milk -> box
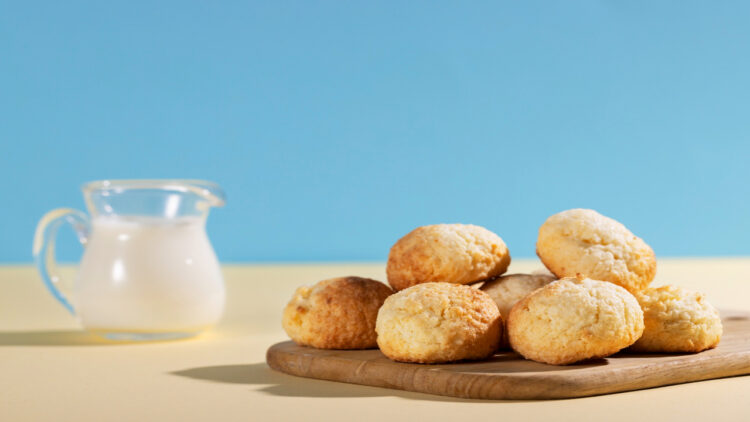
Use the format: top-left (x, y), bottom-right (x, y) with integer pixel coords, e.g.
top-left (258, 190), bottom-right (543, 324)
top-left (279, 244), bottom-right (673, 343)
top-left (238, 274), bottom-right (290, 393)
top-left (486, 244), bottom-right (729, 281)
top-left (75, 216), bottom-right (225, 335)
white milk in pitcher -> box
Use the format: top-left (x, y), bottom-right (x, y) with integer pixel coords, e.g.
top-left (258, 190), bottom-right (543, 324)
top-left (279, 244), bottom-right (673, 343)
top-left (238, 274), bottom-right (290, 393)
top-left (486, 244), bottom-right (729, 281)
top-left (74, 216), bottom-right (225, 335)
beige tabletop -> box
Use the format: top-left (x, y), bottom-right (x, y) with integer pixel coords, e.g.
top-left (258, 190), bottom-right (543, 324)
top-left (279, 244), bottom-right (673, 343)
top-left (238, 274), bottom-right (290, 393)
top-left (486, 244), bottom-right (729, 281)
top-left (1, 258), bottom-right (749, 421)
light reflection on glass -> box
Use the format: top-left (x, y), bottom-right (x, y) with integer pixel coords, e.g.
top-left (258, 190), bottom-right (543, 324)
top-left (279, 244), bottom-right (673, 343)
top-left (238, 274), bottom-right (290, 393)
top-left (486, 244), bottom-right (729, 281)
top-left (164, 194), bottom-right (181, 218)
top-left (112, 260), bottom-right (126, 284)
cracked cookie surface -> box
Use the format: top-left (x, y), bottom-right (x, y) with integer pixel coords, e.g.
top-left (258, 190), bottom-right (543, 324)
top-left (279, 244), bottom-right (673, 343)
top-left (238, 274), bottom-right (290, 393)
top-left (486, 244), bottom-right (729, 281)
top-left (481, 273), bottom-right (557, 320)
top-left (375, 282), bottom-right (502, 363)
top-left (387, 224), bottom-right (511, 291)
top-left (536, 209), bottom-right (656, 293)
top-left (507, 277), bottom-right (644, 365)
top-left (480, 273), bottom-right (556, 347)
top-left (282, 276), bottom-right (393, 349)
top-left (631, 285), bottom-right (722, 352)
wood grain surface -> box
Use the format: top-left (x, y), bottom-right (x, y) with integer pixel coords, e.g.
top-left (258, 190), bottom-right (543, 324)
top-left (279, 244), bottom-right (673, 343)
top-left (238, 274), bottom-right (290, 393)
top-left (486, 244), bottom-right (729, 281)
top-left (267, 310), bottom-right (750, 400)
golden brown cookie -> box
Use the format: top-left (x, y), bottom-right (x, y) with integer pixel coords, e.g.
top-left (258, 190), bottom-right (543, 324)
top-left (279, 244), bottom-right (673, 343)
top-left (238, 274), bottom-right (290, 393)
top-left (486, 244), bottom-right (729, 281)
top-left (386, 224), bottom-right (511, 291)
top-left (375, 282), bottom-right (502, 363)
top-left (630, 285), bottom-right (722, 353)
top-left (480, 273), bottom-right (556, 319)
top-left (536, 209), bottom-right (656, 293)
top-left (282, 276), bottom-right (393, 349)
top-left (507, 277), bottom-right (644, 365)
top-left (480, 273), bottom-right (556, 348)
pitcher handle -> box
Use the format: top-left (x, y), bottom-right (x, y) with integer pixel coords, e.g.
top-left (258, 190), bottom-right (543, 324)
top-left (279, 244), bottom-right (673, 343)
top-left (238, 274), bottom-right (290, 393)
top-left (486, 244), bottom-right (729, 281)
top-left (32, 208), bottom-right (91, 315)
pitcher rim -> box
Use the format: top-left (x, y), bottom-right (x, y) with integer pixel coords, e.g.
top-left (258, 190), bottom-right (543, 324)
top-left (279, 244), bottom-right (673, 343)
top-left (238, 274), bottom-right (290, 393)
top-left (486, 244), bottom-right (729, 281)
top-left (81, 179), bottom-right (225, 207)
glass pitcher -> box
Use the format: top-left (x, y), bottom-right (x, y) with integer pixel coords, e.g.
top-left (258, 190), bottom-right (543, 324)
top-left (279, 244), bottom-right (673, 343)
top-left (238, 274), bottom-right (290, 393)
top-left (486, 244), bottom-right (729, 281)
top-left (33, 179), bottom-right (226, 341)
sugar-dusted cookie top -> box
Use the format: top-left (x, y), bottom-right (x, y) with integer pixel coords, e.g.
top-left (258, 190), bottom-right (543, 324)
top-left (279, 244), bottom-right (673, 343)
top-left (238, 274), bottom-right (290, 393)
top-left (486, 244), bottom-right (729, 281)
top-left (631, 285), bottom-right (722, 353)
top-left (536, 209), bottom-right (656, 293)
top-left (508, 277), bottom-right (644, 365)
top-left (376, 282), bottom-right (502, 363)
top-left (387, 224), bottom-right (511, 291)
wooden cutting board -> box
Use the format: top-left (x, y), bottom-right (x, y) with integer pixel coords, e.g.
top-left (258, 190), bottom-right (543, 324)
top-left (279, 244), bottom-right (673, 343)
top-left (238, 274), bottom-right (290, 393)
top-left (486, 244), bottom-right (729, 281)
top-left (266, 310), bottom-right (750, 400)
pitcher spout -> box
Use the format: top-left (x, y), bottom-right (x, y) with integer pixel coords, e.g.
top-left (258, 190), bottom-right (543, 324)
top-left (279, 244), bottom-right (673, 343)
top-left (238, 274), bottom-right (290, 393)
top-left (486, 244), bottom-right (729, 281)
top-left (180, 180), bottom-right (226, 208)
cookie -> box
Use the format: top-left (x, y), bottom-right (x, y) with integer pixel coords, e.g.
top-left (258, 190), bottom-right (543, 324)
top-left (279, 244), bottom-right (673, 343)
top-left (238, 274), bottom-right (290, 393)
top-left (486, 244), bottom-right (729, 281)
top-left (536, 209), bottom-right (656, 293)
top-left (386, 224), bottom-right (511, 291)
top-left (507, 277), bottom-right (644, 365)
top-left (480, 273), bottom-right (556, 319)
top-left (375, 282), bottom-right (502, 363)
top-left (630, 285), bottom-right (722, 353)
top-left (282, 276), bottom-right (393, 349)
top-left (480, 273), bottom-right (556, 348)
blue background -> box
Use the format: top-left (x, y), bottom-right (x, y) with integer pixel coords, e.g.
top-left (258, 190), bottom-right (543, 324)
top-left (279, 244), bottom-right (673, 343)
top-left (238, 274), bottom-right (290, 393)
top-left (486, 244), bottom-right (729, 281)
top-left (2, 1), bottom-right (749, 263)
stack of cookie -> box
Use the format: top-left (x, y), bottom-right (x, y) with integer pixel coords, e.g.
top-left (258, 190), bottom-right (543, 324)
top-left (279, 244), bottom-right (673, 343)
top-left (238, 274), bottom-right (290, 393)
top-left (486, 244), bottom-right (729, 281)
top-left (281, 209), bottom-right (723, 366)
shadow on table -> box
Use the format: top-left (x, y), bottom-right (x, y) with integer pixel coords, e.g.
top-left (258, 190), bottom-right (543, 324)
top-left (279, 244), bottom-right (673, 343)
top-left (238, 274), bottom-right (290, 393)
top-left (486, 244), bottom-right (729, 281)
top-left (171, 363), bottom-right (519, 402)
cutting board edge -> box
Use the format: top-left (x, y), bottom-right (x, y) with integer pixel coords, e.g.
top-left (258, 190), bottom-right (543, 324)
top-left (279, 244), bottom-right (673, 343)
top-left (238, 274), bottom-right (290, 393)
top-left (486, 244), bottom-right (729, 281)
top-left (266, 342), bottom-right (750, 400)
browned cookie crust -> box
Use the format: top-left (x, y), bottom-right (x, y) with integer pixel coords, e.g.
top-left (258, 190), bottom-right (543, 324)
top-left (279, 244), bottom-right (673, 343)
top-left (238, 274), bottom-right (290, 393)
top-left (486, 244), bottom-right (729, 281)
top-left (387, 224), bottom-right (511, 291)
top-left (282, 276), bottom-right (393, 349)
